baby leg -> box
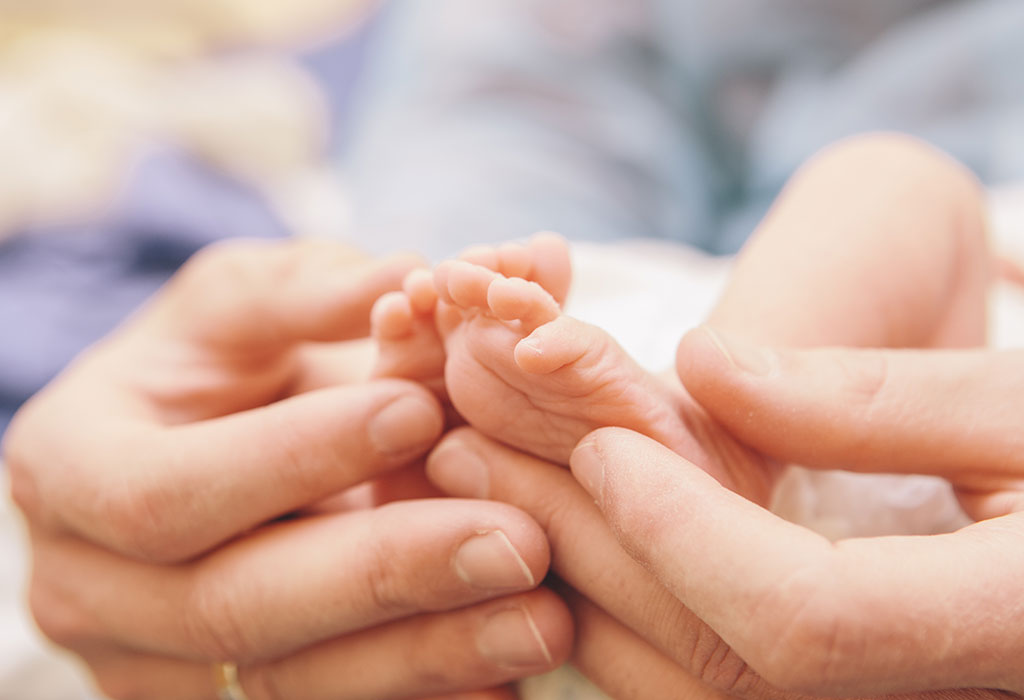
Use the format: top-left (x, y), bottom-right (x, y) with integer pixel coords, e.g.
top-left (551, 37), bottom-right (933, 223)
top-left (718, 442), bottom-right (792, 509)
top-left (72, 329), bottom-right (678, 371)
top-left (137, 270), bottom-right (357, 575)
top-left (707, 133), bottom-right (990, 350)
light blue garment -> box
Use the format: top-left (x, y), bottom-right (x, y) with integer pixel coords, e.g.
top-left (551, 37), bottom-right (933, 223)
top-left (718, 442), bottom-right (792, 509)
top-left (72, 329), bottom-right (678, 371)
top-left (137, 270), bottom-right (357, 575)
top-left (342, 0), bottom-right (1024, 257)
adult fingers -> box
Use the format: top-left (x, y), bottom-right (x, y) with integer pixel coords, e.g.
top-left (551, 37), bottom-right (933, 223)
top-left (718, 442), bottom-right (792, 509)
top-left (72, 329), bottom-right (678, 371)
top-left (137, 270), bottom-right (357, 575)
top-left (570, 600), bottom-right (1023, 700)
top-left (8, 379), bottom-right (444, 561)
top-left (428, 429), bottom-right (1019, 695)
top-left (677, 326), bottom-right (1024, 493)
top-left (570, 427), bottom-right (1024, 696)
top-left (290, 338), bottom-right (378, 394)
top-left (29, 499), bottom-right (551, 663)
top-left (78, 591), bottom-right (568, 700)
top-left (566, 593), bottom-right (730, 700)
top-left (425, 428), bottom-right (774, 697)
top-left (239, 590), bottom-right (569, 700)
top-left (139, 238), bottom-right (424, 350)
top-left (417, 689), bottom-right (519, 700)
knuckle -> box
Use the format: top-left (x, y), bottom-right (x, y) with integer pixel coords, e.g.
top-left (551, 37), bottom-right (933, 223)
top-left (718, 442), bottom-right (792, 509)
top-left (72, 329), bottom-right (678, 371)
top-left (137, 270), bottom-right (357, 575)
top-left (833, 352), bottom-right (900, 456)
top-left (684, 623), bottom-right (751, 693)
top-left (838, 352), bottom-right (888, 407)
top-left (746, 566), bottom-right (854, 693)
top-left (359, 504), bottom-right (464, 617)
top-left (100, 481), bottom-right (195, 563)
top-left (403, 616), bottom-right (476, 689)
top-left (265, 416), bottom-right (333, 502)
top-left (362, 535), bottom-right (421, 618)
top-left (526, 483), bottom-right (580, 544)
top-left (29, 584), bottom-right (94, 649)
top-left (836, 352), bottom-right (891, 445)
top-left (406, 650), bottom-right (465, 689)
top-left (182, 576), bottom-right (257, 662)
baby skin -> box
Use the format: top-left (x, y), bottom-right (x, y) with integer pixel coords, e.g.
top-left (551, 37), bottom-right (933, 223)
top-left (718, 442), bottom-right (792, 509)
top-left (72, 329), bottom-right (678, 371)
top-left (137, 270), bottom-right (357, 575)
top-left (371, 233), bottom-right (772, 501)
top-left (371, 135), bottom-right (992, 509)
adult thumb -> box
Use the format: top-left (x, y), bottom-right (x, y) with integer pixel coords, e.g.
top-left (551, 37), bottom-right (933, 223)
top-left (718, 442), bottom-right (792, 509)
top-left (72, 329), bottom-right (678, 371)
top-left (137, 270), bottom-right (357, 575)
top-left (675, 326), bottom-right (1024, 484)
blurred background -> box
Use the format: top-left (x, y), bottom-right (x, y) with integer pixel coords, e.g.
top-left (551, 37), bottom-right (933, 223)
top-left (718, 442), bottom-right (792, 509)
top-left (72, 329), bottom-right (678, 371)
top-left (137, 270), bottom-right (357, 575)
top-left (3, 0), bottom-right (1024, 439)
top-left (0, 0), bottom-right (379, 436)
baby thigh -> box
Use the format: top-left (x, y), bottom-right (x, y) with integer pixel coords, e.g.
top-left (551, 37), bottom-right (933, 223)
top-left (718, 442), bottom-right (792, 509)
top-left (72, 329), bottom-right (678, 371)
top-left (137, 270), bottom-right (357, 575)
top-left (710, 132), bottom-right (989, 349)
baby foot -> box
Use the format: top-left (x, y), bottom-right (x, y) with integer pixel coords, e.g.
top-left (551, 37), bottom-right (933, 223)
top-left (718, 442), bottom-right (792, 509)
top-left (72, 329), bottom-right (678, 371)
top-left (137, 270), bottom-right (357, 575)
top-left (371, 232), bottom-right (573, 398)
top-left (436, 259), bottom-right (695, 465)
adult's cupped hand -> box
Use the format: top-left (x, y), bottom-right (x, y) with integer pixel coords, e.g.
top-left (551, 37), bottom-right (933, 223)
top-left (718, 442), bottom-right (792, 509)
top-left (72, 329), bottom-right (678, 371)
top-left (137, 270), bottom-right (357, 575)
top-left (4, 238), bottom-right (571, 700)
top-left (427, 326), bottom-right (1024, 698)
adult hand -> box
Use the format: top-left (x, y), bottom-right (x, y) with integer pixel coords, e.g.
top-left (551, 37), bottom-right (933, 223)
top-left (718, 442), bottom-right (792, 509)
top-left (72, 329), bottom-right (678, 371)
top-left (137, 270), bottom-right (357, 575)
top-left (426, 427), bottom-right (742, 699)
top-left (577, 328), bottom-right (1024, 697)
top-left (428, 412), bottom-right (1021, 699)
top-left (5, 238), bottom-right (570, 700)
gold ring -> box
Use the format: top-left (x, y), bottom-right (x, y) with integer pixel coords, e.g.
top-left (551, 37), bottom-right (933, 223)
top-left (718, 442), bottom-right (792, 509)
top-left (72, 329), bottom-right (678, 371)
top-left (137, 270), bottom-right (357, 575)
top-left (213, 662), bottom-right (251, 700)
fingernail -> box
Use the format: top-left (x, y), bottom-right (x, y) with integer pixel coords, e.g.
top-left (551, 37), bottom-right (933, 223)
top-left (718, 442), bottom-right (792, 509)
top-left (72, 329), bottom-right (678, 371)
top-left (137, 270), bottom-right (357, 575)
top-left (369, 395), bottom-right (441, 455)
top-left (426, 442), bottom-right (490, 498)
top-left (570, 439), bottom-right (604, 505)
top-left (453, 531), bottom-right (535, 590)
top-left (700, 326), bottom-right (775, 376)
top-left (477, 607), bottom-right (553, 669)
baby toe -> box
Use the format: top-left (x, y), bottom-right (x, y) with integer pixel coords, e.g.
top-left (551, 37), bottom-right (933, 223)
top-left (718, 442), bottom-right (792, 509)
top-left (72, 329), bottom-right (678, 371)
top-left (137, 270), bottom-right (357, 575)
top-left (433, 261), bottom-right (458, 305)
top-left (458, 244), bottom-right (501, 270)
top-left (403, 268), bottom-right (438, 315)
top-left (497, 242), bottom-right (532, 280)
top-left (446, 260), bottom-right (501, 310)
top-left (486, 276), bottom-right (560, 332)
top-left (371, 291), bottom-right (414, 341)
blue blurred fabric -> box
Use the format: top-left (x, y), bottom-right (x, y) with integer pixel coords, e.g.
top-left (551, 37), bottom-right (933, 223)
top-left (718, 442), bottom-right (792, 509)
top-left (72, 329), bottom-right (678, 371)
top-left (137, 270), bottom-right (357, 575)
top-left (0, 31), bottom-right (372, 436)
top-left (0, 148), bottom-right (289, 435)
top-left (7, 1), bottom-right (1024, 435)
top-left (344, 0), bottom-right (1024, 259)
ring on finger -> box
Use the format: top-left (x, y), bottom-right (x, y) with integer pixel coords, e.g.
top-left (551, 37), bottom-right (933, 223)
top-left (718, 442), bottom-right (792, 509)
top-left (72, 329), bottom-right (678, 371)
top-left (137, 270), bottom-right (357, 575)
top-left (213, 662), bottom-right (251, 700)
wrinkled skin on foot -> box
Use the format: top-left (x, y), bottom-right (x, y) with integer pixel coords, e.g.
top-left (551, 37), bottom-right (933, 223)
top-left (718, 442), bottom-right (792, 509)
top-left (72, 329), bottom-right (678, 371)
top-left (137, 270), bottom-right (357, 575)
top-left (371, 234), bottom-right (777, 504)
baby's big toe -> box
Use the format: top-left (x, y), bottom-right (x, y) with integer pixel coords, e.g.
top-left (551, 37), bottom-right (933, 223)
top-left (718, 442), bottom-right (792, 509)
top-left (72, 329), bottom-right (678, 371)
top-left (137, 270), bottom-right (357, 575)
top-left (487, 276), bottom-right (560, 333)
top-left (441, 260), bottom-right (501, 310)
